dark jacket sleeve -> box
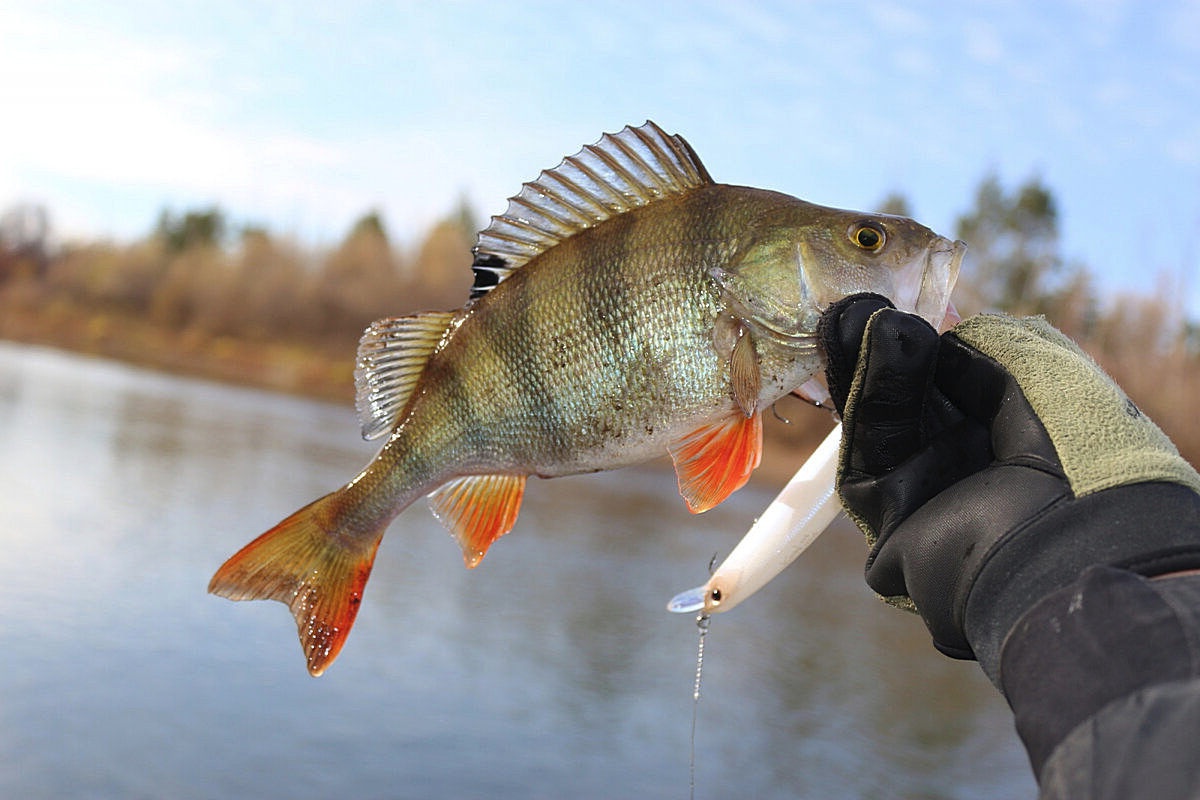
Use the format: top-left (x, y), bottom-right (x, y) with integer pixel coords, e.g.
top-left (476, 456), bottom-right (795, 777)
top-left (997, 567), bottom-right (1200, 800)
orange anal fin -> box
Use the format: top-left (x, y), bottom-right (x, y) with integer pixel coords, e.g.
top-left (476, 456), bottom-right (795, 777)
top-left (208, 492), bottom-right (383, 677)
top-left (428, 474), bottom-right (527, 568)
top-left (668, 412), bottom-right (763, 513)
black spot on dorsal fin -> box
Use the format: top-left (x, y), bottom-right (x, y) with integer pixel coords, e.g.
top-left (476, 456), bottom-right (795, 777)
top-left (469, 252), bottom-right (508, 301)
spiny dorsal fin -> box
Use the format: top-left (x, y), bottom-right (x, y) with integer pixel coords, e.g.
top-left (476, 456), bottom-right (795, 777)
top-left (354, 310), bottom-right (456, 440)
top-left (469, 121), bottom-right (714, 301)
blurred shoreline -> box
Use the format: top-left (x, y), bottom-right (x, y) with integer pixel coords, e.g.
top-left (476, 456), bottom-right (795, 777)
top-left (0, 285), bottom-right (354, 405)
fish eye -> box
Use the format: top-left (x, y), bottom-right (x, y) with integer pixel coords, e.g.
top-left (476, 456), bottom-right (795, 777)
top-left (849, 221), bottom-right (886, 252)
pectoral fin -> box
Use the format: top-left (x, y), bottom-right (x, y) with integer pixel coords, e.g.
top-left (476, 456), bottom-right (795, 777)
top-left (668, 412), bottom-right (763, 513)
top-left (730, 325), bottom-right (761, 417)
top-left (428, 474), bottom-right (528, 568)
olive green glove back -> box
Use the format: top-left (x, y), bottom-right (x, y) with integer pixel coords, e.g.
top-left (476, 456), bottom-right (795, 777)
top-left (948, 314), bottom-right (1200, 498)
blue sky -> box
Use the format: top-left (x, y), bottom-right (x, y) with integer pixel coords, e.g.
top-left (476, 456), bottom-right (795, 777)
top-left (3, 0), bottom-right (1199, 318)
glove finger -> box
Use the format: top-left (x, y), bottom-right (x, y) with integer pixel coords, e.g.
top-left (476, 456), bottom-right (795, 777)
top-left (842, 307), bottom-right (941, 476)
top-left (818, 293), bottom-right (895, 417)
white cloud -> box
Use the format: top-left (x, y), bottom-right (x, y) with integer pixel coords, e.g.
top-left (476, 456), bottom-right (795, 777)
top-left (0, 9), bottom-right (223, 185)
top-left (1165, 130), bottom-right (1200, 166)
top-left (865, 3), bottom-right (930, 37)
top-left (0, 4), bottom-right (348, 237)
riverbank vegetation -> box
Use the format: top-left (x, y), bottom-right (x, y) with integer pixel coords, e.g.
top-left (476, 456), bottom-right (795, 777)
top-left (1, 176), bottom-right (1196, 472)
top-left (0, 203), bottom-right (476, 404)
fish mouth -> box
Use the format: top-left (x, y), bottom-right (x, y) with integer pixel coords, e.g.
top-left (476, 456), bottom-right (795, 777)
top-left (913, 237), bottom-right (966, 328)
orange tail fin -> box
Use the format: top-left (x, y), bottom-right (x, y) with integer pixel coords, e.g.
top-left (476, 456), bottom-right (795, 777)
top-left (208, 492), bottom-right (383, 676)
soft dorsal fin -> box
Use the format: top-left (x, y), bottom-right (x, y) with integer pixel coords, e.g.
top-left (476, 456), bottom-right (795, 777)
top-left (354, 311), bottom-right (456, 440)
top-left (469, 121), bottom-right (714, 301)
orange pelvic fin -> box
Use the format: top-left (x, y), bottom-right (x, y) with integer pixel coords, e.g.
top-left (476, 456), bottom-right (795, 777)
top-left (428, 473), bottom-right (527, 568)
top-left (208, 492), bottom-right (382, 677)
top-left (668, 412), bottom-right (763, 513)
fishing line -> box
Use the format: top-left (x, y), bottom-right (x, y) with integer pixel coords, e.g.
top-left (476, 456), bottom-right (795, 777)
top-left (689, 611), bottom-right (711, 800)
top-left (687, 550), bottom-right (719, 799)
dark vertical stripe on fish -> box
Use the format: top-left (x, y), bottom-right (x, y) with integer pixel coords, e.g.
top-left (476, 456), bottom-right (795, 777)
top-left (422, 352), bottom-right (491, 467)
top-left (496, 272), bottom-right (572, 463)
top-left (578, 213), bottom-right (635, 418)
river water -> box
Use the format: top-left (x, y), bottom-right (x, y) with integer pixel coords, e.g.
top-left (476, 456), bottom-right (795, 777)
top-left (0, 342), bottom-right (1035, 799)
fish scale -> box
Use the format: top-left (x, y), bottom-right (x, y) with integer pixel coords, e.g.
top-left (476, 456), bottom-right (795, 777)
top-left (210, 121), bottom-right (964, 675)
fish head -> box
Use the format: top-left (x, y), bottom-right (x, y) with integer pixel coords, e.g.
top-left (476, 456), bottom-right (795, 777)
top-left (795, 209), bottom-right (965, 328)
top-left (714, 204), bottom-right (965, 340)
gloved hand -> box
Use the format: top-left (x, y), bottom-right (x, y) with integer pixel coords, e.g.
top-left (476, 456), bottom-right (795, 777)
top-left (817, 293), bottom-right (1200, 678)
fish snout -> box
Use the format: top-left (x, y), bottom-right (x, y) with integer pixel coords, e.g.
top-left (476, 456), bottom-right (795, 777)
top-left (914, 237), bottom-right (965, 328)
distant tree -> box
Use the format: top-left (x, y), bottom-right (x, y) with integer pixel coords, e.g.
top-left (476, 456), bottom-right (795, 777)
top-left (213, 228), bottom-right (311, 340)
top-left (954, 173), bottom-right (1061, 314)
top-left (314, 209), bottom-right (403, 339)
top-left (1039, 264), bottom-right (1099, 341)
top-left (239, 223), bottom-right (271, 242)
top-left (155, 206), bottom-right (228, 253)
top-left (349, 209), bottom-right (389, 243)
top-left (450, 193), bottom-right (480, 241)
top-left (410, 196), bottom-right (479, 305)
top-left (0, 203), bottom-right (51, 280)
top-left (50, 239), bottom-right (165, 312)
top-left (875, 191), bottom-right (913, 217)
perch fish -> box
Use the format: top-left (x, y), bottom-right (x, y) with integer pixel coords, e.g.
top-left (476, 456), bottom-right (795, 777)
top-left (209, 121), bottom-right (965, 675)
